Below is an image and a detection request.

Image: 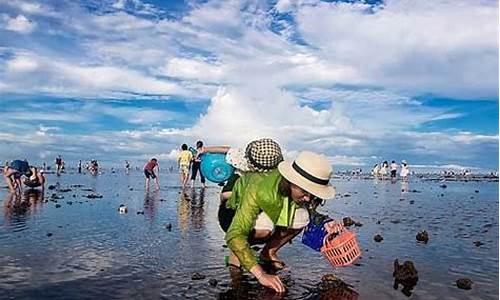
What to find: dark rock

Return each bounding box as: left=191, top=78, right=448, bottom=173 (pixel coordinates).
left=165, top=223, right=172, bottom=231
left=374, top=234, right=384, bottom=242
left=416, top=230, right=429, bottom=243
left=66, top=201, right=73, bottom=205
left=409, top=200, right=415, bottom=204
left=474, top=190, right=479, bottom=193
left=343, top=193, right=352, bottom=197
left=376, top=220, right=381, bottom=224
left=46, top=233, right=53, bottom=237
left=440, top=184, right=447, bottom=188
left=393, top=259, right=418, bottom=296
left=191, top=272, right=206, bottom=280
left=222, top=244, right=228, bottom=248
left=343, top=217, right=355, bottom=227
left=136, top=211, right=144, bottom=215
left=456, top=278, right=473, bottom=290
left=354, top=221, right=363, bottom=227
left=55, top=204, right=61, bottom=208
left=86, top=194, right=103, bottom=199
left=209, top=278, right=218, bottom=287
left=48, top=185, right=56, bottom=190
left=390, top=219, right=401, bottom=224
left=473, top=241, right=484, bottom=247
left=59, top=188, right=72, bottom=193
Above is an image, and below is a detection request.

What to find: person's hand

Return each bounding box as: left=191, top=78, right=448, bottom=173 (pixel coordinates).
left=324, top=220, right=342, bottom=234
left=257, top=272, right=285, bottom=293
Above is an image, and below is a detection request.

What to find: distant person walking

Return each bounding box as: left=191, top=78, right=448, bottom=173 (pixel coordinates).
left=78, top=160, right=82, bottom=174
left=144, top=158, right=160, bottom=190
left=125, top=160, right=131, bottom=175
left=390, top=160, right=398, bottom=178
left=178, top=144, right=193, bottom=188
left=190, top=140, right=206, bottom=188
left=400, top=160, right=410, bottom=181
left=55, top=155, right=63, bottom=176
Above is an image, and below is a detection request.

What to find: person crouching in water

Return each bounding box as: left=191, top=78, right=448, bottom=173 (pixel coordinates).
left=143, top=158, right=160, bottom=190
left=225, top=150, right=336, bottom=293
left=23, top=166, right=45, bottom=192
left=4, top=160, right=45, bottom=193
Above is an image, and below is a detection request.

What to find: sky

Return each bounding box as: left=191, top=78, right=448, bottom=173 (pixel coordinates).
left=0, top=0, right=498, bottom=172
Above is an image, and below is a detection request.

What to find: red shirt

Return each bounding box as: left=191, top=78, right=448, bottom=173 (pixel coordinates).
left=144, top=161, right=158, bottom=171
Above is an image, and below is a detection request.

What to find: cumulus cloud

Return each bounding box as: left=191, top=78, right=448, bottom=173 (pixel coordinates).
left=0, top=0, right=496, bottom=170
left=3, top=14, right=35, bottom=33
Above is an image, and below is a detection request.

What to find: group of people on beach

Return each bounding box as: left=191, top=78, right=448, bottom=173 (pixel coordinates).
left=3, top=140, right=343, bottom=293
left=372, top=160, right=410, bottom=181
left=171, top=138, right=339, bottom=293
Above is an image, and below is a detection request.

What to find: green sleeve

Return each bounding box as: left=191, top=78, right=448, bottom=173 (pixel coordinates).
left=225, top=184, right=262, bottom=271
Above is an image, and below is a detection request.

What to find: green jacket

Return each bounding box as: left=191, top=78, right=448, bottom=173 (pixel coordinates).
left=225, top=169, right=298, bottom=271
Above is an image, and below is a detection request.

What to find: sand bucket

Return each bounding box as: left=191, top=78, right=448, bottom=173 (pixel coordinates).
left=320, top=222, right=361, bottom=267
left=200, top=153, right=234, bottom=183
left=302, top=215, right=334, bottom=252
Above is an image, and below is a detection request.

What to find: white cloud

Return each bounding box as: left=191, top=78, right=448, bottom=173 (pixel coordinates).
left=295, top=0, right=498, bottom=99
left=6, top=55, right=39, bottom=72
left=5, top=14, right=35, bottom=33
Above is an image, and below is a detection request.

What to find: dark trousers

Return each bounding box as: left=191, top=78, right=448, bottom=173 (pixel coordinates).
left=191, top=161, right=206, bottom=183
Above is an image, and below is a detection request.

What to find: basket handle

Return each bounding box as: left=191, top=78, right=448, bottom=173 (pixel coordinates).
left=322, top=221, right=344, bottom=246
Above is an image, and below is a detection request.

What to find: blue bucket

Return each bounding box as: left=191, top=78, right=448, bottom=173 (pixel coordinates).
left=302, top=213, right=333, bottom=252
left=200, top=153, right=235, bottom=183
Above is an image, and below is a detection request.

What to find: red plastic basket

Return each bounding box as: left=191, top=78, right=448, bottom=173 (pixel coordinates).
left=320, top=222, right=361, bottom=267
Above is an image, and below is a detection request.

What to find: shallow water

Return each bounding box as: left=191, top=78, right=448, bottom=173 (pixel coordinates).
left=0, top=171, right=498, bottom=300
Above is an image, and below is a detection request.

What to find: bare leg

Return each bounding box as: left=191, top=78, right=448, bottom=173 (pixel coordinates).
left=260, top=226, right=302, bottom=268
left=154, top=177, right=160, bottom=190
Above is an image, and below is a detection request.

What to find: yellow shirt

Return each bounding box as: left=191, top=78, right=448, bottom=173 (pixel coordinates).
left=178, top=150, right=193, bottom=166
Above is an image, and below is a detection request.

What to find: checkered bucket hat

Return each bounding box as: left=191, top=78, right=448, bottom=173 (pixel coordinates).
left=245, top=138, right=283, bottom=172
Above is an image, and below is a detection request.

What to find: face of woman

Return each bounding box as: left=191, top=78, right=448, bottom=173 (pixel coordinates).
left=290, top=183, right=313, bottom=205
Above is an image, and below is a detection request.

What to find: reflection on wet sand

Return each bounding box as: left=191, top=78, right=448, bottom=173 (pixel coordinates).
left=143, top=190, right=158, bottom=220
left=3, top=189, right=44, bottom=226
left=177, top=188, right=206, bottom=232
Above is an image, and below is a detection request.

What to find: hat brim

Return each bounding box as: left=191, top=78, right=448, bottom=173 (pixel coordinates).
left=278, top=160, right=335, bottom=200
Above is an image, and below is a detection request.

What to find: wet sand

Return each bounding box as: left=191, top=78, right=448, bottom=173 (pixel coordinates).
left=0, top=171, right=498, bottom=299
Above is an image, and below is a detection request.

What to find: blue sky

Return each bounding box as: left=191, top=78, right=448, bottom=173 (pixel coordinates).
left=0, top=0, right=498, bottom=172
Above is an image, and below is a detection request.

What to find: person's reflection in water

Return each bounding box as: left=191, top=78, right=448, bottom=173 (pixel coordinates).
left=24, top=189, right=44, bottom=215
left=177, top=190, right=191, bottom=232
left=3, top=189, right=43, bottom=226
left=401, top=180, right=409, bottom=193
left=190, top=188, right=205, bottom=230
left=144, top=190, right=158, bottom=221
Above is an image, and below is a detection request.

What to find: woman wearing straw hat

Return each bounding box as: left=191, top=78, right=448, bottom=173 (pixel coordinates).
left=225, top=150, right=336, bottom=293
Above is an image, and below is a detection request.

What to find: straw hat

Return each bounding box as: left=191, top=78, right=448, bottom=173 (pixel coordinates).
left=278, top=151, right=335, bottom=199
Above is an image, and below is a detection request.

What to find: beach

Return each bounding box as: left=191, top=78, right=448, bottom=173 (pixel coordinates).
left=0, top=171, right=498, bottom=299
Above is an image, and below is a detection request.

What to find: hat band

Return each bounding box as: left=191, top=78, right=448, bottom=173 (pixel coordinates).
left=292, top=162, right=329, bottom=185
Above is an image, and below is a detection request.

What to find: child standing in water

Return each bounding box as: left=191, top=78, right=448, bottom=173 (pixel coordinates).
left=177, top=144, right=193, bottom=188
left=143, top=158, right=160, bottom=190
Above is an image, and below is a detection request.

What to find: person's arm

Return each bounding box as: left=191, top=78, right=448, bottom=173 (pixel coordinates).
left=225, top=183, right=285, bottom=293
left=200, top=146, right=230, bottom=154
left=3, top=168, right=15, bottom=192
left=38, top=172, right=45, bottom=192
